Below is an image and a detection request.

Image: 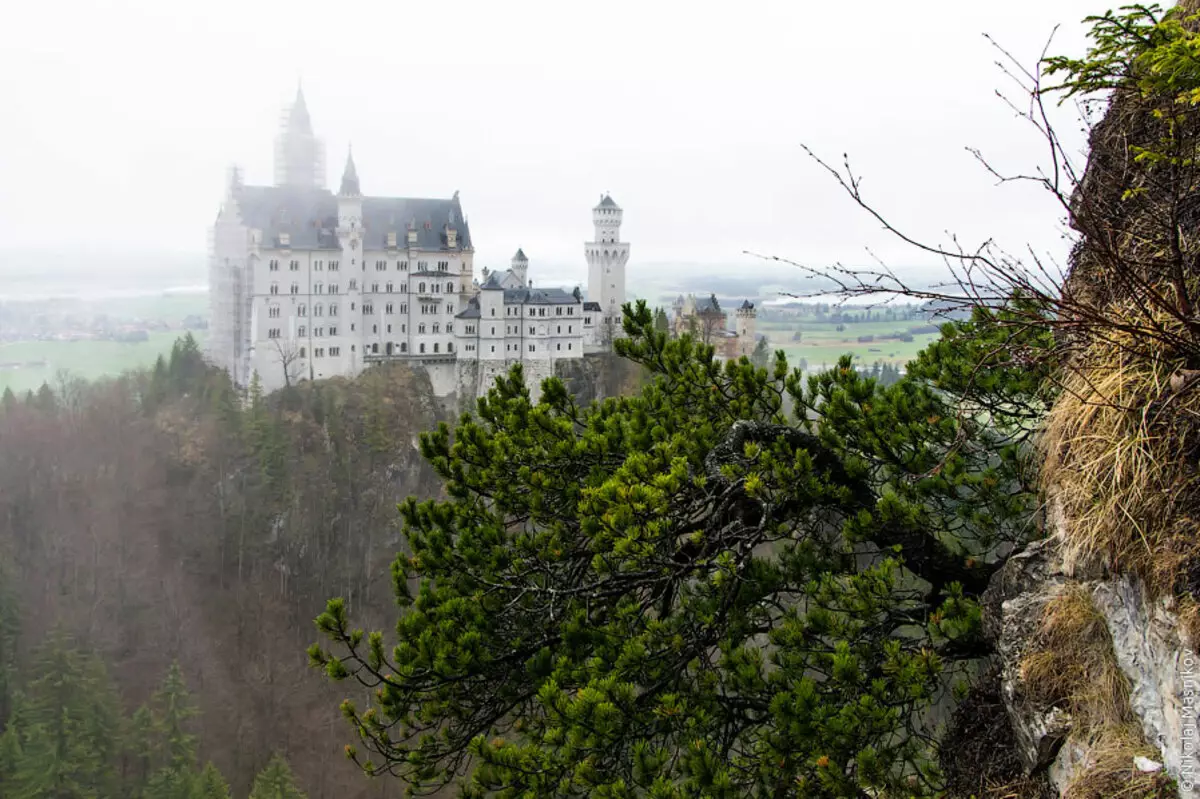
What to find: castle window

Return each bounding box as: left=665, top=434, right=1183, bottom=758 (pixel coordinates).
left=401, top=303, right=407, bottom=313
left=556, top=343, right=561, bottom=351
left=529, top=344, right=535, bottom=352
left=386, top=303, right=394, bottom=314
left=269, top=283, right=279, bottom=295
left=330, top=304, right=338, bottom=316
left=330, top=261, right=339, bottom=271
left=372, top=282, right=379, bottom=292
left=556, top=326, right=561, bottom=334
left=348, top=279, right=357, bottom=290
left=329, top=283, right=339, bottom=294
left=419, top=282, right=426, bottom=293
left=269, top=260, right=279, bottom=272
left=529, top=308, right=535, bottom=317
left=568, top=325, right=572, bottom=333
left=491, top=308, right=496, bottom=316
left=314, top=304, right=324, bottom=317
left=448, top=342, right=454, bottom=352
left=401, top=343, right=407, bottom=353
left=314, top=283, right=323, bottom=294
left=315, top=260, right=323, bottom=271
left=420, top=343, right=426, bottom=353
left=386, top=282, right=394, bottom=293
left=438, top=261, right=449, bottom=271
left=350, top=323, right=355, bottom=332
left=433, top=323, right=440, bottom=334
left=529, top=326, right=535, bottom=335
left=419, top=324, right=426, bottom=334
left=568, top=307, right=573, bottom=315
left=447, top=304, right=454, bottom=314
left=290, top=284, right=299, bottom=295
left=400, top=261, right=408, bottom=271
left=298, top=304, right=307, bottom=316
left=401, top=324, right=406, bottom=332
left=491, top=346, right=495, bottom=353
left=568, top=343, right=572, bottom=350
left=290, top=261, right=299, bottom=271
left=446, top=282, right=454, bottom=293
left=269, top=306, right=280, bottom=319
left=433, top=343, right=439, bottom=353
left=446, top=323, right=453, bottom=333
left=418, top=261, right=428, bottom=270
left=298, top=325, right=306, bottom=337
left=387, top=324, right=392, bottom=333
left=556, top=307, right=562, bottom=316
left=372, top=324, right=377, bottom=333
left=401, top=284, right=407, bottom=293
left=491, top=326, right=496, bottom=335
left=372, top=343, right=378, bottom=354
left=330, top=347, right=340, bottom=356
left=585, top=316, right=592, bottom=324
left=299, top=347, right=306, bottom=357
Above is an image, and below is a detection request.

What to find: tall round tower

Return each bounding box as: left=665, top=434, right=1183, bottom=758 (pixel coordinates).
left=585, top=194, right=630, bottom=327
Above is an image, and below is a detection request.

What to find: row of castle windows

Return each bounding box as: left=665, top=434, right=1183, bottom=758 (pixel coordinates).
left=268, top=260, right=339, bottom=271
left=369, top=342, right=454, bottom=355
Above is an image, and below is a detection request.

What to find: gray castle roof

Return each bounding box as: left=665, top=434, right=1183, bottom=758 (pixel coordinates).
left=583, top=301, right=602, bottom=311
left=596, top=194, right=619, bottom=209
left=513, top=248, right=528, bottom=262
left=233, top=185, right=472, bottom=251
left=739, top=300, right=755, bottom=310
left=456, top=296, right=482, bottom=319
left=505, top=286, right=578, bottom=305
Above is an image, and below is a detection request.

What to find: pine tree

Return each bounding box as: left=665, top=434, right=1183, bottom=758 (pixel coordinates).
left=247, top=753, right=306, bottom=799
left=2, top=633, right=122, bottom=799
left=311, top=302, right=1050, bottom=798
left=153, top=663, right=197, bottom=772
left=143, top=765, right=198, bottom=799
left=196, top=762, right=231, bottom=799
left=122, top=704, right=158, bottom=798
left=0, top=386, right=16, bottom=412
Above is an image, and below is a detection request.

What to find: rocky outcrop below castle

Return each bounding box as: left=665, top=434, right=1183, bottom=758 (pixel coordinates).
left=980, top=509, right=1196, bottom=797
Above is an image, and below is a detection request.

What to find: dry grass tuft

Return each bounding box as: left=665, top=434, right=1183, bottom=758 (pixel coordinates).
left=1021, top=585, right=1131, bottom=731
left=1062, top=725, right=1176, bottom=799
left=1040, top=315, right=1200, bottom=618
left=1021, top=586, right=1178, bottom=798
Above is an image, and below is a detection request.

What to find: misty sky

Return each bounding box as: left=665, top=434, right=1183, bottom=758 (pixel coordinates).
left=2, top=0, right=1102, bottom=283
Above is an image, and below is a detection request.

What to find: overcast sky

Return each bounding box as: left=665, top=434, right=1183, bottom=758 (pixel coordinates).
left=1, top=0, right=1102, bottom=283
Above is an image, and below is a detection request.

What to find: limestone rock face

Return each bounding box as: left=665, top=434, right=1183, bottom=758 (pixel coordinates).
left=983, top=530, right=1200, bottom=797
left=981, top=536, right=1071, bottom=772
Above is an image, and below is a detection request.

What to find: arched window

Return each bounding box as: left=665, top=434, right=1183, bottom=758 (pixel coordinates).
left=386, top=342, right=393, bottom=355
left=447, top=342, right=454, bottom=352
left=372, top=343, right=378, bottom=354
left=400, top=342, right=407, bottom=353
left=419, top=343, right=426, bottom=353
left=433, top=343, right=439, bottom=353
left=419, top=282, right=426, bottom=293
left=446, top=282, right=453, bottom=293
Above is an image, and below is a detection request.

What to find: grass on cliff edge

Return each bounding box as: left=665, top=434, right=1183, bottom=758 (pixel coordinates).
left=1021, top=585, right=1175, bottom=799
left=1040, top=317, right=1200, bottom=646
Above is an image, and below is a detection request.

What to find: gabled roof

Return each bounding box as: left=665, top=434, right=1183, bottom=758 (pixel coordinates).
left=583, top=301, right=602, bottom=311
left=232, top=185, right=471, bottom=251
left=513, top=248, right=528, bottom=262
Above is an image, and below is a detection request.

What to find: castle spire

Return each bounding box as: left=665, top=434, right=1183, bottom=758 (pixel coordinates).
left=339, top=146, right=361, bottom=196
left=289, top=83, right=312, bottom=134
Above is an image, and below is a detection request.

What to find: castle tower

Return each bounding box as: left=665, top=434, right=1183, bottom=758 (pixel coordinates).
left=274, top=85, right=327, bottom=188
left=511, top=248, right=529, bottom=286
left=736, top=300, right=757, bottom=358
left=585, top=194, right=630, bottom=327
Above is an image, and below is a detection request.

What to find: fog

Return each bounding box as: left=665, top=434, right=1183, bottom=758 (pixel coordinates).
left=2, top=0, right=1097, bottom=287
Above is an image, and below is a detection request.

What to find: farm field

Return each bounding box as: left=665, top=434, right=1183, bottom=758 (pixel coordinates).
left=0, top=331, right=205, bottom=396
left=757, top=318, right=942, bottom=372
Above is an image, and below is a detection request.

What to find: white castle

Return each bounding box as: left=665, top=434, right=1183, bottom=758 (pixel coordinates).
left=207, top=88, right=629, bottom=398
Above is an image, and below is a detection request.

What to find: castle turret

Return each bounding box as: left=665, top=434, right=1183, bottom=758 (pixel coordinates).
left=736, top=300, right=757, bottom=358
left=585, top=194, right=630, bottom=332
left=511, top=248, right=529, bottom=286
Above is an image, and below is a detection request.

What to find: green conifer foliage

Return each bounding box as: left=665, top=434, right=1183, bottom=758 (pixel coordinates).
left=311, top=302, right=1049, bottom=798
left=3, top=634, right=121, bottom=798
left=248, top=753, right=307, bottom=799
left=154, top=663, right=198, bottom=772
left=197, top=762, right=231, bottom=799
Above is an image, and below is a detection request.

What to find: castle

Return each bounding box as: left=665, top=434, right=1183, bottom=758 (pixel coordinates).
left=206, top=88, right=629, bottom=398
left=670, top=294, right=759, bottom=361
